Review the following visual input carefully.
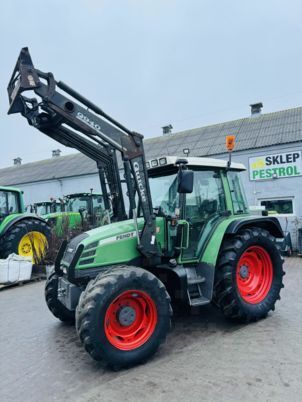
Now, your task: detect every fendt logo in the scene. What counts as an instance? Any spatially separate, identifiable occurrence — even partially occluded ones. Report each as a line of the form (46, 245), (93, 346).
(76, 111), (102, 133)
(133, 162), (147, 202)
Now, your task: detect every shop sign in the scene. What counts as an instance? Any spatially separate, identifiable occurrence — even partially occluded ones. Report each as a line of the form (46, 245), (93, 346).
(249, 151), (302, 180)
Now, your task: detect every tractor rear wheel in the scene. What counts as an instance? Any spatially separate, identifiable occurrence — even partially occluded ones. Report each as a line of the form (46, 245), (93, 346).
(45, 272), (75, 324)
(0, 218), (50, 264)
(214, 227), (285, 322)
(76, 266), (172, 369)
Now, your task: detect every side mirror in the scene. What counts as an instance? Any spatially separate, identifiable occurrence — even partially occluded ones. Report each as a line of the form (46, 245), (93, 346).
(177, 169), (194, 193)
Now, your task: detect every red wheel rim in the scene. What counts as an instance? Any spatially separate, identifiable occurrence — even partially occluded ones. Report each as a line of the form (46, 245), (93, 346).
(104, 290), (158, 351)
(236, 246), (273, 304)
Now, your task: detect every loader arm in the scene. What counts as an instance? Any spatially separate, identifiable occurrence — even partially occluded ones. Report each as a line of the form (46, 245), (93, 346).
(7, 47), (159, 260)
(40, 124), (126, 221)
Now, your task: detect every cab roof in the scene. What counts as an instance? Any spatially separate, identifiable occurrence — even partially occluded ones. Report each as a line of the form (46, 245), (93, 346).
(0, 185), (22, 193)
(65, 192), (102, 198)
(146, 156), (246, 171)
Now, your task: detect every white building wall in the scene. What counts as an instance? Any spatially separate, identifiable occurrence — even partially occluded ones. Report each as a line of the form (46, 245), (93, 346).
(17, 174), (102, 207)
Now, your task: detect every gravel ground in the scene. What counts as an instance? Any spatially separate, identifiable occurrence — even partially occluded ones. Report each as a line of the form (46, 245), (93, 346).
(0, 257), (301, 402)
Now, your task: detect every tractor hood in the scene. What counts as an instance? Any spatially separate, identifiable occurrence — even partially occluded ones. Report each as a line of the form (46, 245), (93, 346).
(62, 217), (165, 270)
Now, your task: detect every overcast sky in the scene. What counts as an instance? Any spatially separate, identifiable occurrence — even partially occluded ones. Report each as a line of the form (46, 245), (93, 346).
(1, 0), (302, 168)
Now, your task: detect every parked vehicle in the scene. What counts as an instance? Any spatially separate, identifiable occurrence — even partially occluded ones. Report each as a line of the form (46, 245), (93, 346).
(44, 192), (108, 232)
(8, 47), (285, 369)
(0, 186), (50, 262)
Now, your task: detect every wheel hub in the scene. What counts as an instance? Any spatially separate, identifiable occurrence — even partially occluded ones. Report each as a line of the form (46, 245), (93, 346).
(239, 264), (249, 279)
(21, 242), (32, 255)
(117, 306), (136, 326)
(104, 289), (158, 351)
(236, 246), (273, 304)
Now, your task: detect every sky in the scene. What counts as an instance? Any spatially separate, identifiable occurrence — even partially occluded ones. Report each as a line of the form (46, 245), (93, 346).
(1, 0), (302, 168)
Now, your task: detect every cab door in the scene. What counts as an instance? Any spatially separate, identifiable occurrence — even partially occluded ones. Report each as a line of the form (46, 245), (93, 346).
(180, 169), (226, 261)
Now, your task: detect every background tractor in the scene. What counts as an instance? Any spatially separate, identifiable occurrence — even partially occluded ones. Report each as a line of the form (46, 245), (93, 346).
(34, 192), (108, 236)
(0, 186), (50, 262)
(8, 48), (285, 369)
(31, 199), (64, 215)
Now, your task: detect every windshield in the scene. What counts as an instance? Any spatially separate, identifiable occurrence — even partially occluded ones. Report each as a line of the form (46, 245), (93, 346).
(149, 173), (179, 216)
(67, 197), (89, 212)
(35, 204), (51, 215)
(0, 191), (19, 217)
(67, 195), (104, 212)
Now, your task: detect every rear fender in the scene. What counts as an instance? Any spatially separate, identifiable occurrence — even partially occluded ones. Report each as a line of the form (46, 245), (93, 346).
(0, 214), (49, 238)
(225, 216), (284, 238)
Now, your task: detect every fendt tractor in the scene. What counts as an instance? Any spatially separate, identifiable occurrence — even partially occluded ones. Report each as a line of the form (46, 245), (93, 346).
(0, 186), (50, 262)
(8, 48), (285, 369)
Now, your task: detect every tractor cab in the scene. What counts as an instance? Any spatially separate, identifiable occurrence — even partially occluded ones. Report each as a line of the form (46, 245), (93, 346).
(64, 193), (106, 227)
(33, 200), (64, 216)
(146, 156), (247, 261)
(0, 186), (24, 221)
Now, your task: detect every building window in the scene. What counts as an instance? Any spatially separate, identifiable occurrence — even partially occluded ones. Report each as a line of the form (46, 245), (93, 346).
(260, 199), (294, 215)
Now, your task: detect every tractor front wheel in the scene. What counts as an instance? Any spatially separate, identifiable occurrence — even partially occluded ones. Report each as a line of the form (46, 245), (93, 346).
(45, 272), (75, 324)
(76, 266), (172, 369)
(214, 227), (285, 322)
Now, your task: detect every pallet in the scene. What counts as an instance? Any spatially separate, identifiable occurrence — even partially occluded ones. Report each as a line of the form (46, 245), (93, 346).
(0, 269), (47, 290)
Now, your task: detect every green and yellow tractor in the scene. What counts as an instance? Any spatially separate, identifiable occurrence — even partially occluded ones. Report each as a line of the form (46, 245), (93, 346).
(8, 48), (285, 369)
(0, 186), (50, 262)
(31, 199), (64, 216)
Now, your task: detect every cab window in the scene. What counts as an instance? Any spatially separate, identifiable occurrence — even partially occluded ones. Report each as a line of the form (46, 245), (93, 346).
(227, 171), (249, 214)
(0, 191), (19, 216)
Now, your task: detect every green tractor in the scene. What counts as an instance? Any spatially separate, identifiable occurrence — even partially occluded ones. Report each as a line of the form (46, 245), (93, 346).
(31, 199), (64, 216)
(36, 193), (108, 234)
(8, 48), (285, 369)
(0, 186), (50, 262)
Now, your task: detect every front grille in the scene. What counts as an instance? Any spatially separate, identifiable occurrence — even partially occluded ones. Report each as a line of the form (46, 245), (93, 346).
(62, 232), (89, 265)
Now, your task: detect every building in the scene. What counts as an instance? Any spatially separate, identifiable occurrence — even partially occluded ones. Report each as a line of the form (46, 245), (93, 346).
(1, 103), (302, 248)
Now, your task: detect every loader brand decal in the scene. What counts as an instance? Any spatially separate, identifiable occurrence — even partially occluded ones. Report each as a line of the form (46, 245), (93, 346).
(133, 162), (147, 202)
(76, 112), (125, 151)
(249, 151), (302, 181)
(76, 112), (102, 133)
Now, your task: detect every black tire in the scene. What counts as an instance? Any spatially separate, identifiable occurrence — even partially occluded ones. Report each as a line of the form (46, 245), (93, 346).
(76, 266), (172, 369)
(213, 227), (285, 322)
(0, 218), (51, 263)
(45, 272), (75, 324)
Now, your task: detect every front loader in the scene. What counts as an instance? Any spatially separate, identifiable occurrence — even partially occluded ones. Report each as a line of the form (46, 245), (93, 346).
(7, 48), (285, 369)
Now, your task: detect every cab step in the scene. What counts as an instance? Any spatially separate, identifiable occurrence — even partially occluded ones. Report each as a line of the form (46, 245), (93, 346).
(185, 265), (213, 307)
(189, 296), (210, 306)
(187, 277), (206, 285)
